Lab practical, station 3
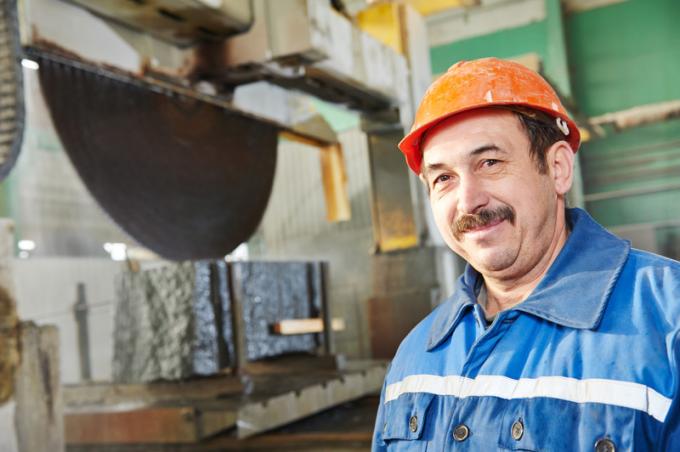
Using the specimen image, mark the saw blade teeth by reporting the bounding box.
[0,97,17,108]
[0,0,23,180]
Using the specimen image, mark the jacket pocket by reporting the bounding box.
[497,398,636,451]
[382,392,435,450]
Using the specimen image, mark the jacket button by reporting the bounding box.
[453,424,469,441]
[594,438,616,452]
[409,415,418,432]
[511,419,524,440]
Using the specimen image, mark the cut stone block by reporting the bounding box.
[232,261,320,361]
[112,260,325,382]
[112,262,220,383]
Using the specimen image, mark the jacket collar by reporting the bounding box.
[427,208,631,351]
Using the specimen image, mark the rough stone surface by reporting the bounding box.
[112,262,219,383]
[216,260,235,367]
[112,261,321,382]
[192,262,221,375]
[235,262,317,361]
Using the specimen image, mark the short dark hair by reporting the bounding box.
[507,107,568,174]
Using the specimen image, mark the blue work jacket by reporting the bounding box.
[373,208,680,451]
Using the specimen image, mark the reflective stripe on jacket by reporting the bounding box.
[372,208,680,451]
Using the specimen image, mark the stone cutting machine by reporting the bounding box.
[0,0,415,259]
[0,2,435,446]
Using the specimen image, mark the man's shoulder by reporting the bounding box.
[624,247,680,284]
[629,247,680,267]
[616,247,680,322]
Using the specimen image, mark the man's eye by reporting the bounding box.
[483,159,499,167]
[433,174,450,186]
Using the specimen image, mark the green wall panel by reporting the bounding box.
[581,118,680,193]
[587,188,680,227]
[568,0,680,235]
[567,0,680,116]
[544,0,571,98]
[582,117,680,227]
[430,20,547,75]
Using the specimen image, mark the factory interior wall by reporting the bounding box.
[566,0,680,117]
[429,0,680,259]
[248,128,439,359]
[568,0,680,257]
[430,20,548,75]
[580,117,680,257]
[13,258,123,383]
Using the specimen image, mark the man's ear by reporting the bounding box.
[546,140,574,196]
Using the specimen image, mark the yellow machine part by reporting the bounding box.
[356,3,404,54]
[404,0,476,16]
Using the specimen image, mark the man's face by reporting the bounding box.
[420,108,566,280]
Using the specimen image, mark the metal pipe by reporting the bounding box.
[73,283,91,381]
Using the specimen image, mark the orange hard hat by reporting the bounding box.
[398,57,580,174]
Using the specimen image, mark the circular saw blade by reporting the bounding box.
[37,57,278,260]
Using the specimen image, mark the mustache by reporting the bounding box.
[454,206,515,239]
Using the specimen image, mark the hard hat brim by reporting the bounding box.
[398,101,581,174]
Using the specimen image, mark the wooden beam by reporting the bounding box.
[65,406,236,445]
[278,130,330,149]
[279,130,350,224]
[590,99,680,131]
[242,354,340,376]
[319,143,351,222]
[63,375,243,409]
[272,318,346,335]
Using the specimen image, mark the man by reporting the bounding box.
[372,57,680,451]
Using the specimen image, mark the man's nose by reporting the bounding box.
[456,175,489,215]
